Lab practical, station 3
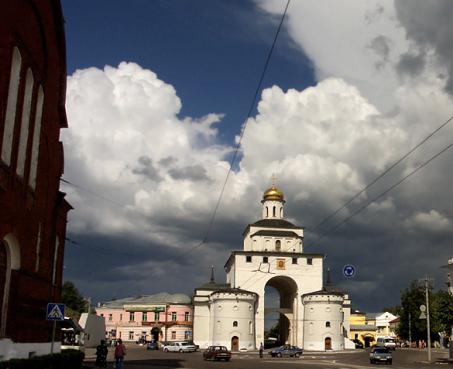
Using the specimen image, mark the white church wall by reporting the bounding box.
[193,294,212,349]
[211,292,255,351]
[303,294,344,351]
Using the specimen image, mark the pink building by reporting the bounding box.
[96,293,193,343]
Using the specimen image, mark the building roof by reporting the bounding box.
[350,324,376,331]
[250,230,301,238]
[366,312,380,320]
[99,292,191,308]
[243,218,303,235]
[196,282,232,291]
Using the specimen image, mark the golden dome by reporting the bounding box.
[263,185,284,202]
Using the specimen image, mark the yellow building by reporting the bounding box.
[349,310,377,347]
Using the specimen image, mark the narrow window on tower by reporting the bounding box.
[292,257,297,264]
[326,321,331,328]
[266,206,269,218]
[275,240,281,251]
[233,321,238,327]
[246,255,252,263]
[307,258,313,265]
[273,206,276,217]
[263,256,268,263]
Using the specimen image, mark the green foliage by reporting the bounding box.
[0,349,84,369]
[431,290,453,334]
[61,281,87,315]
[397,281,453,342]
[265,323,280,339]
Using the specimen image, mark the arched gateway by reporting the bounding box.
[193,183,352,350]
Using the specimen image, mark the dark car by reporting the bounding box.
[269,345,303,358]
[353,339,364,349]
[146,341,158,350]
[370,347,392,365]
[203,346,232,361]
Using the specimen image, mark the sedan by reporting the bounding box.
[370,347,392,365]
[269,345,303,358]
[203,346,232,361]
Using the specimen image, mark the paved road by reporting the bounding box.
[84,345,450,369]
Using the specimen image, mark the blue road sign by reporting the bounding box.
[46,303,65,321]
[343,264,356,278]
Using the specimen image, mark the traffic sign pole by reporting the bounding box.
[50,320,56,355]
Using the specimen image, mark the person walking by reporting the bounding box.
[95,340,108,369]
[114,338,127,369]
[259,342,264,358]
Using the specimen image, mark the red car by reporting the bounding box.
[203,346,232,361]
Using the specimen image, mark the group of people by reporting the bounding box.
[95,338,126,369]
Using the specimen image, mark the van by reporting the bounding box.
[376,336,396,350]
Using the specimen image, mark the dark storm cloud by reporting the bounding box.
[368,35,390,70]
[397,51,426,78]
[168,164,210,182]
[158,156,178,167]
[132,156,162,181]
[395,0,453,93]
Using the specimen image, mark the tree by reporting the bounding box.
[397,281,428,341]
[61,281,87,318]
[431,290,453,334]
[396,281,453,343]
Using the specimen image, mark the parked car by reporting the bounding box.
[146,341,158,350]
[163,341,197,353]
[370,347,392,365]
[183,340,199,351]
[353,339,364,349]
[203,346,232,361]
[269,345,303,358]
[376,337,396,350]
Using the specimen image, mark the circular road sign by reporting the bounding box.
[343,264,356,278]
[419,304,426,312]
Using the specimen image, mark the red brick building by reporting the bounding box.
[0,0,70,355]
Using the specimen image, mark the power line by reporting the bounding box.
[310,140,453,248]
[308,114,453,236]
[175,0,291,260]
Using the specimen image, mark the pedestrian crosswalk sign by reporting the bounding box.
[46,303,65,321]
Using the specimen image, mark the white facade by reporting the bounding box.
[193,185,352,351]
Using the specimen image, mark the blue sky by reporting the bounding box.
[60,0,453,314]
[62,0,314,144]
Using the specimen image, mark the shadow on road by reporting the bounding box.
[84,358,185,368]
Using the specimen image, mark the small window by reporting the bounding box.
[273,206,276,217]
[129,312,135,322]
[326,321,331,328]
[185,312,190,321]
[233,321,238,327]
[171,331,176,340]
[129,331,134,340]
[263,256,268,263]
[266,207,269,218]
[307,258,313,265]
[171,312,177,321]
[292,257,297,264]
[276,240,281,251]
[246,255,252,263]
[109,314,113,321]
[154,312,160,321]
[120,314,122,321]
[142,312,147,322]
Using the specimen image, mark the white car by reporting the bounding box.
[163,342,197,353]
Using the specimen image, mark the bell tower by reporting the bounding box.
[261,176,285,219]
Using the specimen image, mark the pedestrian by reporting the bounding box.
[95,340,108,369]
[114,338,127,369]
[259,342,264,358]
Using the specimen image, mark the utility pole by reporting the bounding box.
[408,312,411,347]
[419,276,433,362]
[424,277,432,363]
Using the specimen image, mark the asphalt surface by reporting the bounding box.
[84,345,451,369]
